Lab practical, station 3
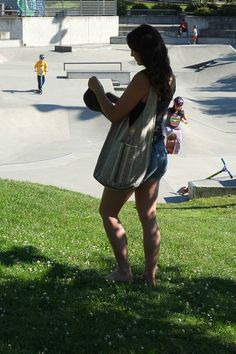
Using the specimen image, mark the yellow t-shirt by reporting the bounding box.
[34,60,48,76]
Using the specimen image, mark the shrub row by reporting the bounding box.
[117,0,236,16]
[186,3,236,15]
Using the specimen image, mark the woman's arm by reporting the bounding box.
[181,113,188,124]
[106,92,119,104]
[88,71,150,123]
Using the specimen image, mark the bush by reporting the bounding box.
[185,3,198,12]
[207,3,218,11]
[117,0,127,15]
[131,2,149,9]
[152,3,182,11]
[194,6,217,15]
[218,4,236,15]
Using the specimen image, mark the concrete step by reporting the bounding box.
[110,35,236,46]
[0,39,22,48]
[110,34,188,44]
[111,24,188,44]
[200,29,236,38]
[55,45,72,52]
[188,176,236,199]
[113,82,127,91]
[110,36,127,44]
[66,70,130,85]
[0,31,10,39]
[118,23,179,37]
[119,24,178,31]
[119,14,181,25]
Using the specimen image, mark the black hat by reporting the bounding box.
[83,89,103,113]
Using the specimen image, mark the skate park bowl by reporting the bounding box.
[0,44,235,202]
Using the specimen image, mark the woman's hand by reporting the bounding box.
[182,116,188,124]
[88,76,104,94]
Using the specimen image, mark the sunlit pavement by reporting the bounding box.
[0,44,235,202]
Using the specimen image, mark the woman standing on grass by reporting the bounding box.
[88,24,175,285]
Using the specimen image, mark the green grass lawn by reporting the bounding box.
[46,1,79,9]
[0,179,235,353]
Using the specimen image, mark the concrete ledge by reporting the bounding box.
[111,35,236,46]
[67,70,130,85]
[0,39,22,48]
[119,14,181,24]
[55,45,72,52]
[200,29,236,38]
[188,176,236,199]
[128,9,178,16]
[110,36,126,44]
[0,31,10,40]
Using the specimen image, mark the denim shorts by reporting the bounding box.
[142,139,168,183]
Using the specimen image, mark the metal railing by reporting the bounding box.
[63,61,123,71]
[17,0,117,17]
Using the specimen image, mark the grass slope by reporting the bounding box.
[0,179,235,354]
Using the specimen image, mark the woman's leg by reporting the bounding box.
[135,179,160,285]
[99,187,134,281]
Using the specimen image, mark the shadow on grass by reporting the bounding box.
[0,246,48,266]
[164,195,189,203]
[0,247,235,354]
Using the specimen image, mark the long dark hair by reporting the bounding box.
[127,24,174,101]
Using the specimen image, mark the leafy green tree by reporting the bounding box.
[117,0,127,15]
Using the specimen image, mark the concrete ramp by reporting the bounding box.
[0,107,70,165]
[0,44,235,202]
[168,45,236,137]
[0,54,8,63]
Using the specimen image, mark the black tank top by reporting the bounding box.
[129,77,176,141]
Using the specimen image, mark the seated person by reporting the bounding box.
[177,19,188,37]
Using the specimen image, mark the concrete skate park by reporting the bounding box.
[0,42,235,202]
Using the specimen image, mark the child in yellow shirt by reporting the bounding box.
[34,54,48,94]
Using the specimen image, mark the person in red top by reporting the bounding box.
[177,19,188,37]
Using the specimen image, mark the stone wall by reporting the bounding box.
[0,15,119,46]
[120,14,236,35]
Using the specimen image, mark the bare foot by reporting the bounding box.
[177,186,188,195]
[105,269,133,283]
[143,269,158,286]
[143,275,156,286]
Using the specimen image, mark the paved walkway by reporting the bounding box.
[0,43,235,202]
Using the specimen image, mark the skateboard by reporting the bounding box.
[166,134,177,154]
